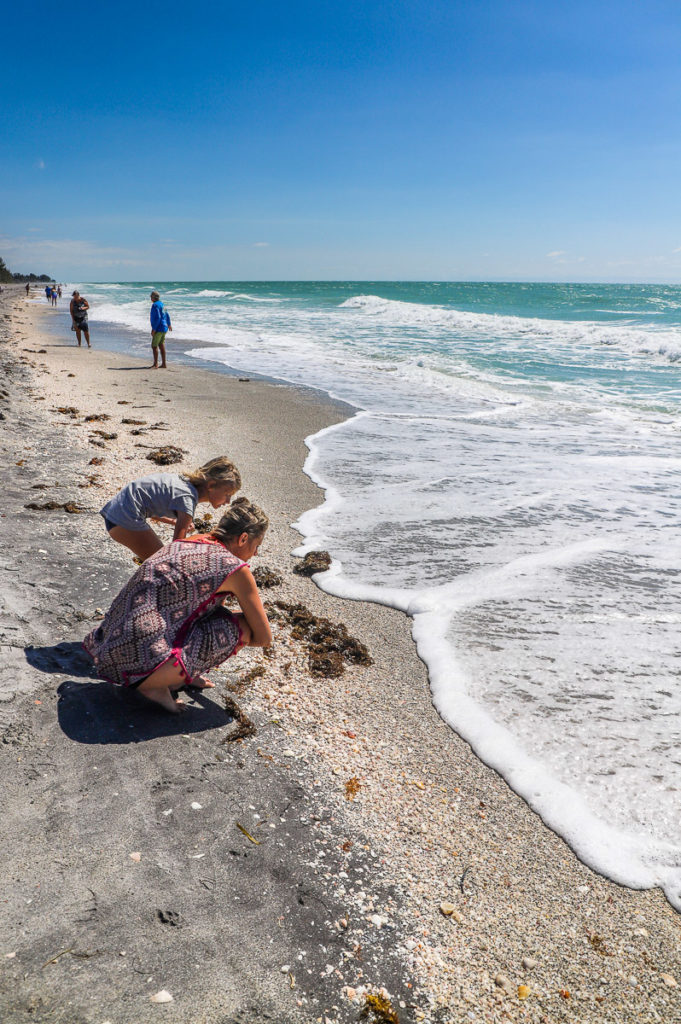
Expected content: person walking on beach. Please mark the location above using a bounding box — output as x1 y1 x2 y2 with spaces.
44 284 51 302
150 289 172 369
84 498 271 713
70 291 91 347
25 282 30 296
100 456 241 562
50 285 58 307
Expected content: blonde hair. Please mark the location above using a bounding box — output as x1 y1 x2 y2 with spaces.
185 456 241 491
212 496 269 543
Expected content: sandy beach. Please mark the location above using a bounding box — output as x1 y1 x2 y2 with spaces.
1 285 680 1023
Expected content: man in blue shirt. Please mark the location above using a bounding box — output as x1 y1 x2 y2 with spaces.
149 289 172 369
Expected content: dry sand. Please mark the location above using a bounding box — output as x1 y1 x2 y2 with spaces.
1 286 680 1023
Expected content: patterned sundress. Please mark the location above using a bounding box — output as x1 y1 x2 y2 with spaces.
83 537 245 687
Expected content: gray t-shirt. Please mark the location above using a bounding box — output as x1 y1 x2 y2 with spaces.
100 473 199 532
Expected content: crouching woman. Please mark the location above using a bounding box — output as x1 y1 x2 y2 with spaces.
84 498 271 713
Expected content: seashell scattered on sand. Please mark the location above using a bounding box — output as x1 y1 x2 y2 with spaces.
150 990 173 1003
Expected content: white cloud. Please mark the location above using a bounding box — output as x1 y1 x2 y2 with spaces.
0 234 152 273
252 241 270 248
546 250 567 259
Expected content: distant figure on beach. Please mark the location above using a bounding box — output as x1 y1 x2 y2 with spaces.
57 284 62 299
25 283 30 296
100 456 241 562
44 284 51 302
149 289 172 369
70 291 91 348
50 285 58 307
83 498 271 713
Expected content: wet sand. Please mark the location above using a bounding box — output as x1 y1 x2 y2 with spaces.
0 286 679 1023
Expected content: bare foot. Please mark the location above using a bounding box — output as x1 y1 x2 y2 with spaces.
137 683 186 713
187 675 214 690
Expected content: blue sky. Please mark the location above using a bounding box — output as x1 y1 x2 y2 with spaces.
3 0 681 281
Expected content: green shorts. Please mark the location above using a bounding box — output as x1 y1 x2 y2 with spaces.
151 332 167 348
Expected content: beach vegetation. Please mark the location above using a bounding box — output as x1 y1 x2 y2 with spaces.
0 256 51 283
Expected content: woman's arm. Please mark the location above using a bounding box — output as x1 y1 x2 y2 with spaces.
220 566 272 646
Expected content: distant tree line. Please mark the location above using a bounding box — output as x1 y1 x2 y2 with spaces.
0 257 52 284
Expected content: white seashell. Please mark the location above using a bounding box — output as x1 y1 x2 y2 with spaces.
150 990 173 1003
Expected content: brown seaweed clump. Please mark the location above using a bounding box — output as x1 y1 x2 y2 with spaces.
84 413 110 422
360 993 399 1024
146 445 185 465
78 474 101 488
293 550 332 576
308 650 345 677
274 600 373 677
221 695 257 742
252 565 283 588
89 457 104 466
25 501 86 514
121 418 146 425
90 430 118 440
53 406 79 418
192 512 213 534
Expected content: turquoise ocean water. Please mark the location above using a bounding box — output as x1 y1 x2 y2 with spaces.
65 281 681 908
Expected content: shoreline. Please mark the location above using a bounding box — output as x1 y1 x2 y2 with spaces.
1 285 680 1023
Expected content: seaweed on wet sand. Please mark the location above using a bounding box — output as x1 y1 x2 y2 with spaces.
53 406 79 418
293 550 332 576
90 430 118 441
121 418 147 425
221 695 257 742
252 565 283 588
146 445 185 465
25 501 86 514
83 413 110 422
225 665 266 694
273 600 373 676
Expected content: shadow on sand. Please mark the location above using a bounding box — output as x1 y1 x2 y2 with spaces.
57 680 232 744
26 643 232 744
25 641 94 677
108 365 156 372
